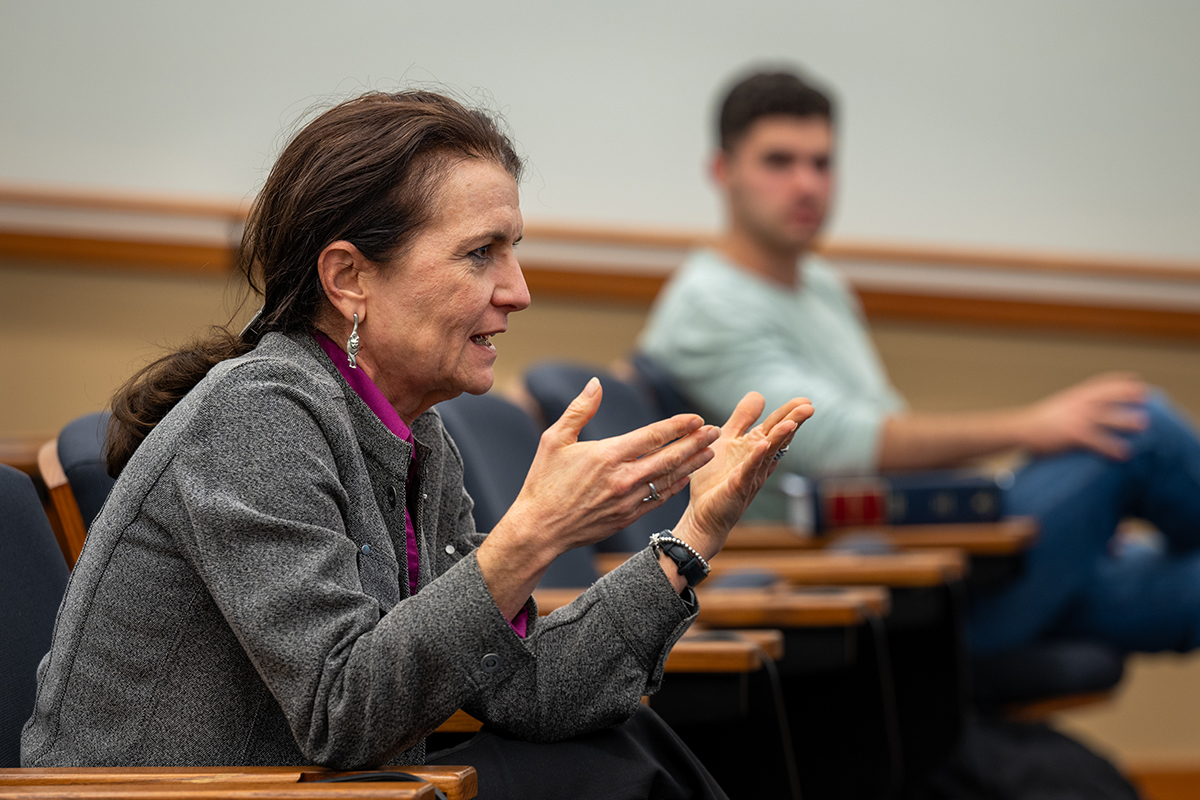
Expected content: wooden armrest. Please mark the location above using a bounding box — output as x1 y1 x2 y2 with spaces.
0 767 476 800
36 438 87 569
726 517 1039 556
595 549 967 587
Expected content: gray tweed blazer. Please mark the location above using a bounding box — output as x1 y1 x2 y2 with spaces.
22 332 696 769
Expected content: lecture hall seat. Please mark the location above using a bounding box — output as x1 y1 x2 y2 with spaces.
0 464 70 768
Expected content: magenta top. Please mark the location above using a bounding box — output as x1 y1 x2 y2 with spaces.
315 332 527 637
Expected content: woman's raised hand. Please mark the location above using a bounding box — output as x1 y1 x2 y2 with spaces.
509 377 720 550
672 393 814 563
477 378 721 616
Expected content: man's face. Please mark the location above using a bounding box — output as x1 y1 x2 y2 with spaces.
716 114 835 254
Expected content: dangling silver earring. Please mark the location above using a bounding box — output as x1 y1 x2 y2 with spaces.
347 313 360 369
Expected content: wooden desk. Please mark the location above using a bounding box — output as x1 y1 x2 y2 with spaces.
725 517 1038 556
0 766 477 800
691 586 889 628
0 783 433 799
672 627 784 671
595 549 967 588
534 585 890 629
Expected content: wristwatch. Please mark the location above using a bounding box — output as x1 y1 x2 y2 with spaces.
649 531 710 587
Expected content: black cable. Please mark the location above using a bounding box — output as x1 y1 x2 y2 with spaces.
946 577 975 717
691 630 803 800
865 611 905 799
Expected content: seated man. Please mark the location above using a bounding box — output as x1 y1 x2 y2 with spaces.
640 68 1200 655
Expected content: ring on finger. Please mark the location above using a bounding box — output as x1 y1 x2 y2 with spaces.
771 446 790 462
642 482 661 503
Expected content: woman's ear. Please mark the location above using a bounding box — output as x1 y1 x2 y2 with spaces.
318 240 370 322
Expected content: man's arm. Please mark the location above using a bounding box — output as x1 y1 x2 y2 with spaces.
876 372 1150 471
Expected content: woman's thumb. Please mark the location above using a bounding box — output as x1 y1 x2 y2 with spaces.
551 377 602 442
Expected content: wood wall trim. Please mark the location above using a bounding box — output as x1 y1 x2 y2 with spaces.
521 268 1200 340
0 231 232 274
5 184 1200 339
4 184 1199 281
857 290 1200 340
0 184 249 221
818 240 1200 283
4 232 1200 340
522 266 665 304
523 223 1200 283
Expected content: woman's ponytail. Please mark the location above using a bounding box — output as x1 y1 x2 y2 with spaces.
106 329 252 477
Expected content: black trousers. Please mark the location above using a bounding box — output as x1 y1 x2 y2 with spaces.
425 705 729 800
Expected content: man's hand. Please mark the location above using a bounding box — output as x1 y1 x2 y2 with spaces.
1019 372 1148 459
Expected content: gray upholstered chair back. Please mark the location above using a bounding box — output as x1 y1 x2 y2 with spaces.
57 411 115 529
0 464 69 767
438 392 599 588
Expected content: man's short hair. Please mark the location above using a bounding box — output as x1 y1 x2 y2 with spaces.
718 69 836 151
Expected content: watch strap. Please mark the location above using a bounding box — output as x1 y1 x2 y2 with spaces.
650 531 710 587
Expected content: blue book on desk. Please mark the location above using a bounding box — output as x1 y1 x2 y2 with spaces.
812 469 1007 531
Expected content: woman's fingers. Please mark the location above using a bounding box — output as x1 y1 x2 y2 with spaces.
543 377 603 445
631 471 691 509
758 404 813 469
609 413 708 459
722 392 767 438
638 439 717 502
616 425 722 524
758 397 813 436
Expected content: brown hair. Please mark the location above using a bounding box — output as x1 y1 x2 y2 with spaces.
107 90 523 477
718 69 835 151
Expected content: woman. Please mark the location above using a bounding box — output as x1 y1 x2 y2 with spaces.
22 91 813 797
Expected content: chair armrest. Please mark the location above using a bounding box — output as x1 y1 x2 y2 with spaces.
36 438 87 568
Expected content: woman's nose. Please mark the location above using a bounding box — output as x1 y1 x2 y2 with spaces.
495 254 531 311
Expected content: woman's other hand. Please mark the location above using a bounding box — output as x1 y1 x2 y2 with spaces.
672 393 814 566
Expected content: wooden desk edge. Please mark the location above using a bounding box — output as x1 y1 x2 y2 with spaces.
727 517 1039 555
0 781 437 799
594 550 968 587
0 767 475 800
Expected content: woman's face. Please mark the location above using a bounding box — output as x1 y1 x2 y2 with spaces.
359 158 529 421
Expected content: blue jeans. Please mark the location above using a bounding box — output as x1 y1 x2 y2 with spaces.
968 393 1200 655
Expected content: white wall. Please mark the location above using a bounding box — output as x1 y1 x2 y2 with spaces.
1 0 1197 259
